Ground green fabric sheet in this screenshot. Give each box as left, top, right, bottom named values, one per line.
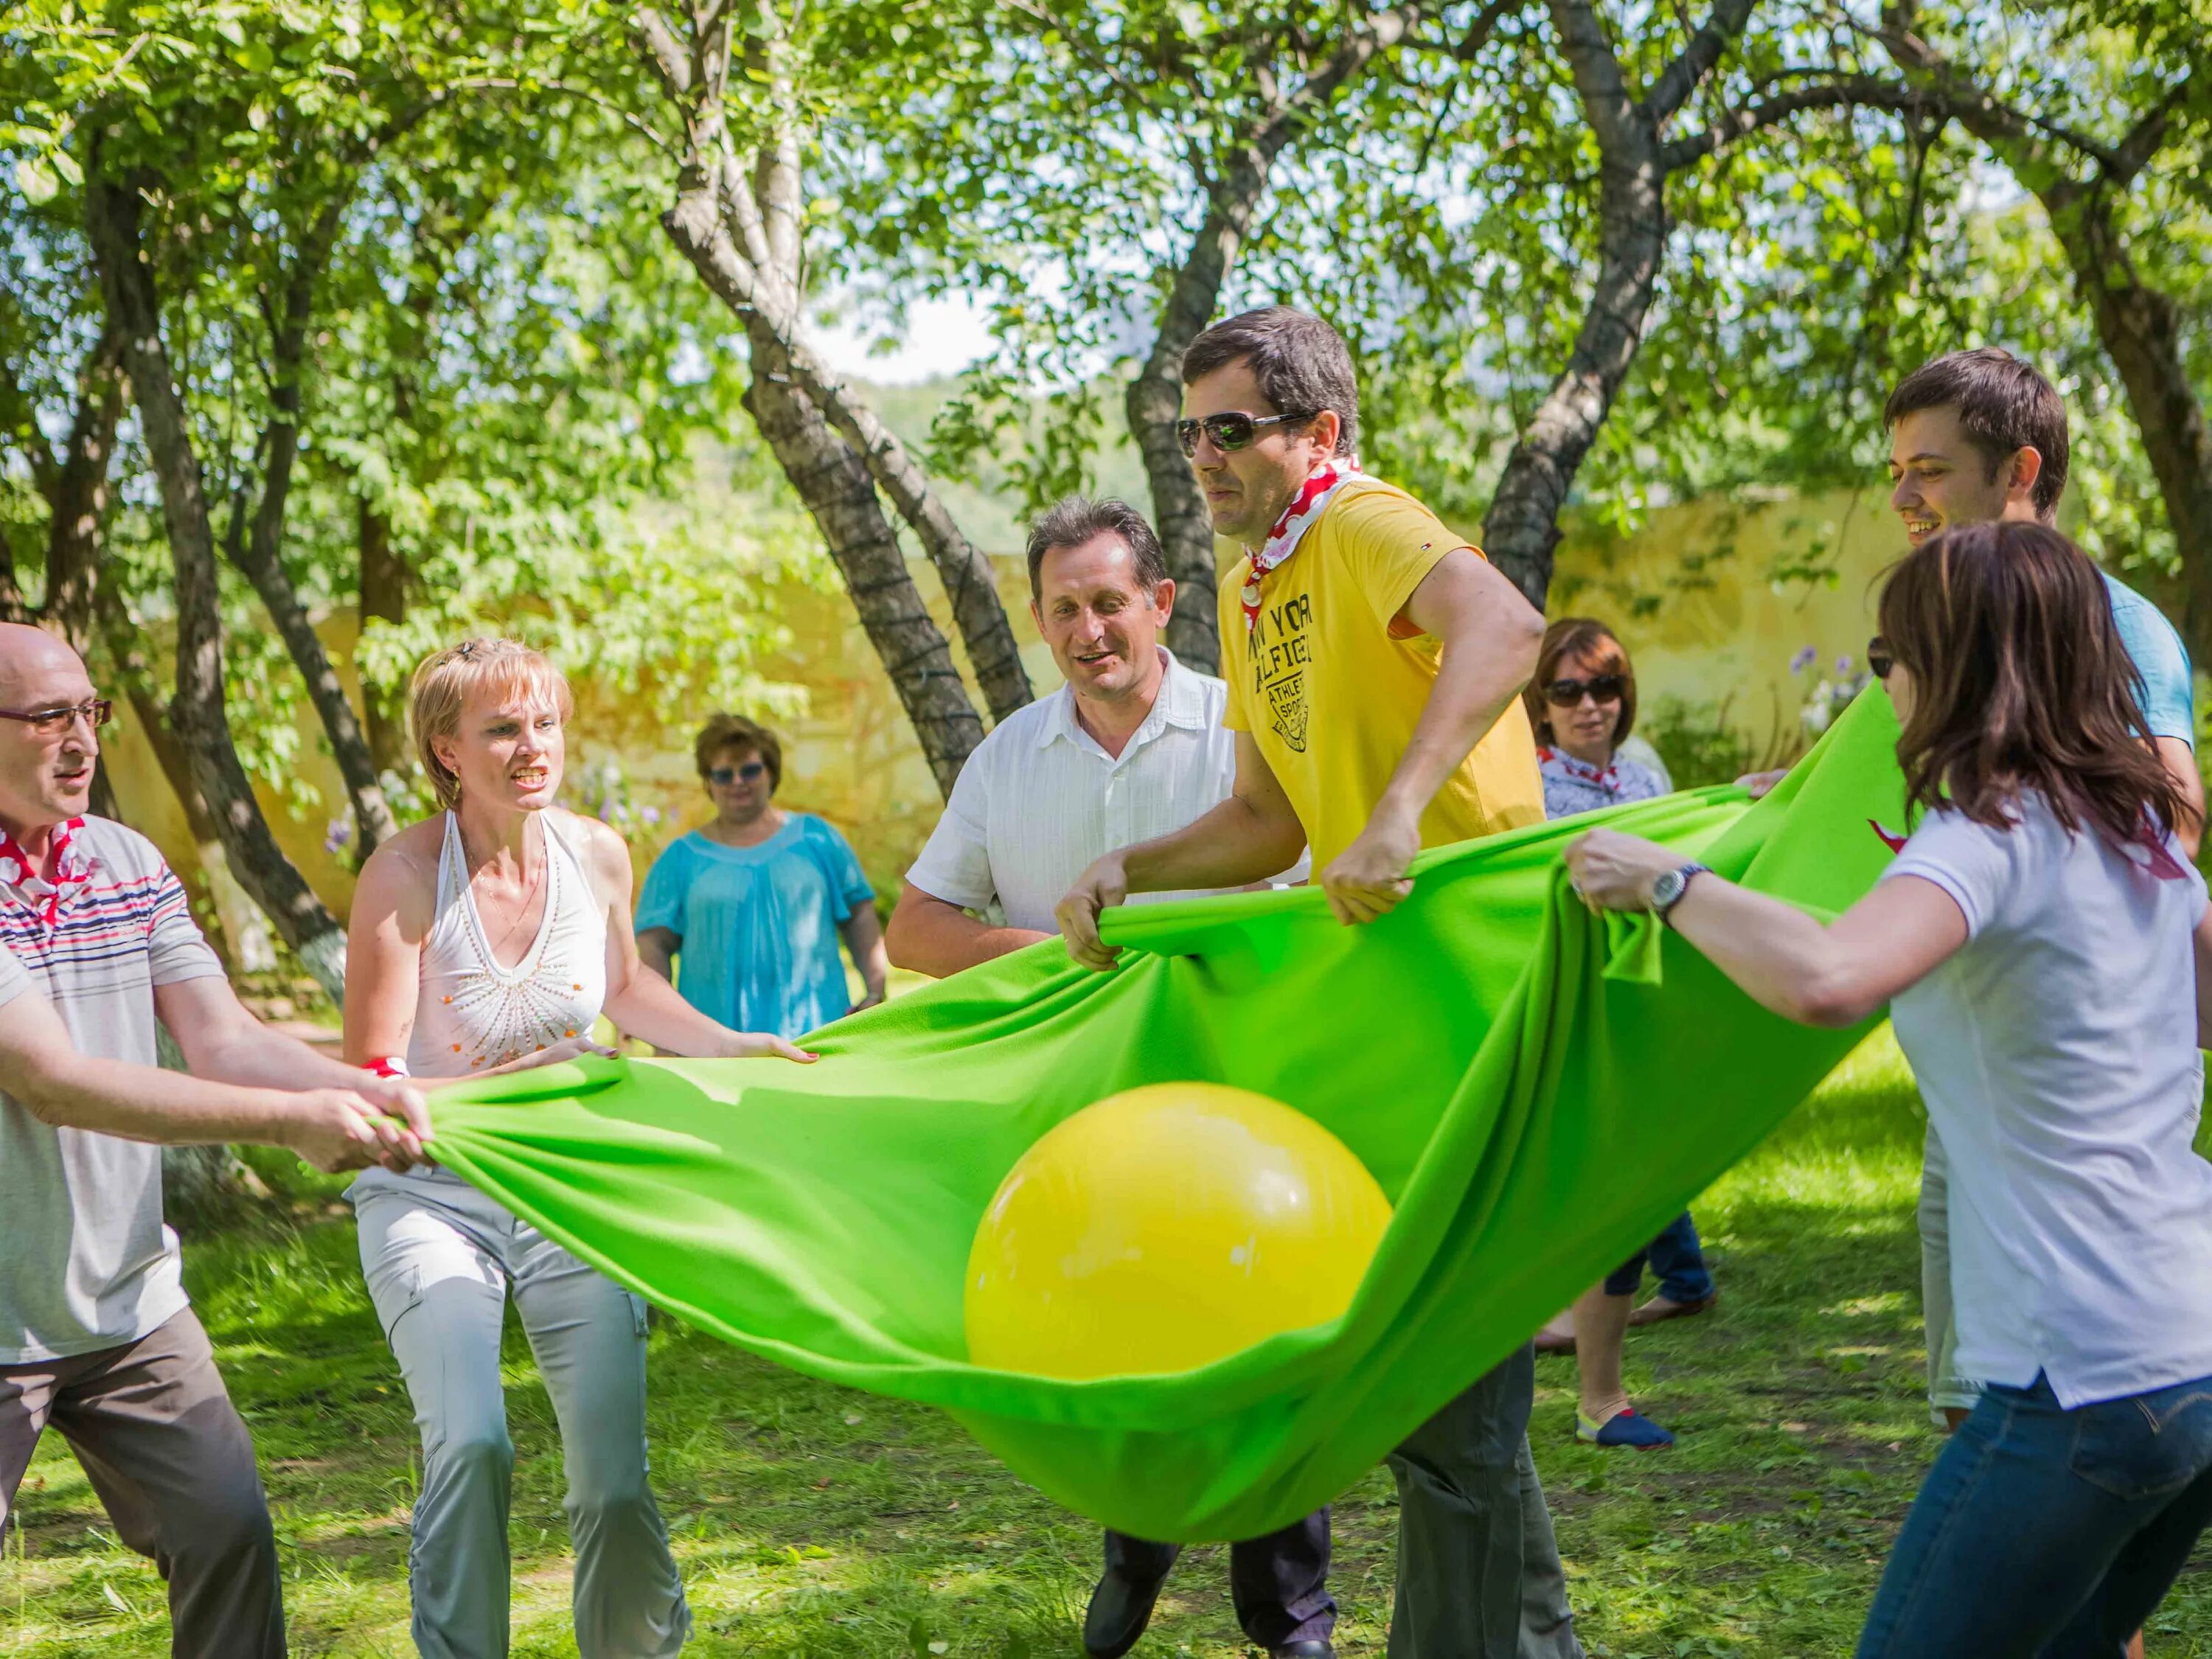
left=427, top=691, right=1907, bottom=1541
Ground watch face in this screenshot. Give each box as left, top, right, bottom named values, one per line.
left=1651, top=869, right=1684, bottom=909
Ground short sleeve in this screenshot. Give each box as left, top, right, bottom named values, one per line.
left=1881, top=807, right=2022, bottom=939
left=0, top=939, right=32, bottom=1010
left=145, top=863, right=225, bottom=986
left=1217, top=579, right=1254, bottom=733
left=2104, top=576, right=2195, bottom=746
left=1328, top=484, right=1474, bottom=635
left=812, top=821, right=873, bottom=919
left=904, top=748, right=999, bottom=911
left=634, top=841, right=695, bottom=939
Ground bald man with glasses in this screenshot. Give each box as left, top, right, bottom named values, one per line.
left=0, top=622, right=431, bottom=1658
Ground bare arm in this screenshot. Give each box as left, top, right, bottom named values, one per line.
left=887, top=883, right=1051, bottom=978
left=156, top=973, right=430, bottom=1159
left=7, top=990, right=425, bottom=1173
left=1562, top=828, right=1969, bottom=1026
left=636, top=925, right=679, bottom=984
left=838, top=902, right=890, bottom=1009
left=1321, top=549, right=1545, bottom=925
left=1056, top=731, right=1308, bottom=971
left=2158, top=737, right=2203, bottom=860
left=577, top=817, right=814, bottom=1061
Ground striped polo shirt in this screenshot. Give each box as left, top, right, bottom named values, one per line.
left=0, top=815, right=226, bottom=1362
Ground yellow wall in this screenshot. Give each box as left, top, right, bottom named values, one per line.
left=99, top=484, right=1920, bottom=931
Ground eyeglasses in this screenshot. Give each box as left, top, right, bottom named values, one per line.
left=1173, top=410, right=1316, bottom=459
left=1543, top=675, right=1627, bottom=708
left=708, top=762, right=768, bottom=786
left=1868, top=637, right=1896, bottom=680
left=0, top=698, right=112, bottom=736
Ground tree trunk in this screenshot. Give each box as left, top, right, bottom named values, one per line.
left=1478, top=151, right=1667, bottom=607
left=86, top=162, right=349, bottom=1001
left=40, top=330, right=123, bottom=657
left=2058, top=209, right=2212, bottom=662
left=742, top=326, right=986, bottom=797
left=223, top=217, right=398, bottom=855
left=1128, top=194, right=1253, bottom=678
left=358, top=500, right=412, bottom=775
left=1481, top=0, right=1749, bottom=607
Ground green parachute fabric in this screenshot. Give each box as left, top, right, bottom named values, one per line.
left=426, top=690, right=1907, bottom=1541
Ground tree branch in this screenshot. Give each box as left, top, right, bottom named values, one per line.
left=1645, top=0, right=1755, bottom=122
left=1661, top=75, right=1933, bottom=170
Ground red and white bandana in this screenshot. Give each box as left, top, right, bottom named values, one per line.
left=1239, top=461, right=1361, bottom=637
left=0, top=815, right=95, bottom=931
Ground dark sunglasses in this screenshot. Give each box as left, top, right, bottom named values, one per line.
left=1868, top=637, right=1895, bottom=680
left=708, top=761, right=768, bottom=786
left=1543, top=674, right=1627, bottom=709
left=0, top=698, right=112, bottom=736
left=1173, top=410, right=1316, bottom=459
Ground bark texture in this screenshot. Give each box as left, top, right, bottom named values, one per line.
left=1125, top=4, right=1426, bottom=675
left=639, top=4, right=1026, bottom=782
left=1881, top=4, right=2212, bottom=660
left=86, top=161, right=349, bottom=999
left=1482, top=0, right=1753, bottom=607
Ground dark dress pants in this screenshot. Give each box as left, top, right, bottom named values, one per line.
left=1385, top=1342, right=1584, bottom=1659
left=1102, top=1504, right=1335, bottom=1648
left=0, top=1308, right=285, bottom=1659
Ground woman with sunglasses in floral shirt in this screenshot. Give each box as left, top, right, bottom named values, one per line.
left=1524, top=619, right=1715, bottom=1449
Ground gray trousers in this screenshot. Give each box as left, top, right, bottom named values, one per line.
left=353, top=1170, right=689, bottom=1658
left=0, top=1307, right=285, bottom=1659
left=1386, top=1342, right=1585, bottom=1659
left=1918, top=1124, right=1980, bottom=1427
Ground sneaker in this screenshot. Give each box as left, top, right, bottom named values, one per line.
left=1577, top=1406, right=1675, bottom=1448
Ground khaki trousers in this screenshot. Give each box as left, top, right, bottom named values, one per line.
left=0, top=1307, right=285, bottom=1659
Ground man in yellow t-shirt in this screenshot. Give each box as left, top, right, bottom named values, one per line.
left=1057, top=308, right=1579, bottom=1659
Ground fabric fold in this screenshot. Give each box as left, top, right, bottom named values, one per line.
left=425, top=691, right=1906, bottom=1540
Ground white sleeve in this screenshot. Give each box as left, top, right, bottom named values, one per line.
left=1882, top=807, right=2021, bottom=939
left=903, top=741, right=1000, bottom=911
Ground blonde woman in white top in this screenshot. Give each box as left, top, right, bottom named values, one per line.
left=344, top=639, right=810, bottom=1659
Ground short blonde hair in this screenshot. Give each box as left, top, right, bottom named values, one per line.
left=408, top=639, right=574, bottom=812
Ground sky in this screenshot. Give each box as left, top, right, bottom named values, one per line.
left=810, top=292, right=995, bottom=385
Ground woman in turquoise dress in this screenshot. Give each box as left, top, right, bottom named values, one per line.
left=636, top=715, right=888, bottom=1039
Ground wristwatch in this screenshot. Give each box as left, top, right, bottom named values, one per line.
left=1649, top=862, right=1710, bottom=925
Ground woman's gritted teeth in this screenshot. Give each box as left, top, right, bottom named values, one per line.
left=510, top=766, right=550, bottom=787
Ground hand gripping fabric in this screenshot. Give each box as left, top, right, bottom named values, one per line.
left=425, top=692, right=1906, bottom=1540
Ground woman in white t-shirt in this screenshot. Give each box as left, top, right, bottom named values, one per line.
left=1563, top=521, right=2212, bottom=1659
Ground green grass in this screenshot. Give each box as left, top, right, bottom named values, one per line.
left=9, top=1029, right=2212, bottom=1657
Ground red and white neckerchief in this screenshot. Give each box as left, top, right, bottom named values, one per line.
left=0, top=816, right=94, bottom=931
left=1239, top=460, right=1361, bottom=638
left=1537, top=746, right=1622, bottom=792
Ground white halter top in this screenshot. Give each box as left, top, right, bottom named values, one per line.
left=405, top=810, right=608, bottom=1080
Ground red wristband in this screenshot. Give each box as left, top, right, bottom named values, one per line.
left=364, top=1056, right=410, bottom=1079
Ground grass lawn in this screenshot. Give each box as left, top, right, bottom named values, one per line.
left=8, top=1027, right=2212, bottom=1657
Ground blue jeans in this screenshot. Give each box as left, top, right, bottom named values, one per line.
left=1857, top=1372, right=2212, bottom=1658
left=1602, top=1211, right=1712, bottom=1301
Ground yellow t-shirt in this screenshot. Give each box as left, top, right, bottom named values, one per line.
left=1219, top=476, right=1544, bottom=868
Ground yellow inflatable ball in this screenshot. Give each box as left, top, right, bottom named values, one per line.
left=964, top=1081, right=1393, bottom=1380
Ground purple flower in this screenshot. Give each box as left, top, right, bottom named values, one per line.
left=641, top=805, right=662, bottom=826
left=1835, top=654, right=1853, bottom=675
left=323, top=816, right=353, bottom=855
left=1790, top=645, right=1818, bottom=675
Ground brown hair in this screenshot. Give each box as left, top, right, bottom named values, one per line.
left=1180, top=306, right=1359, bottom=457
left=694, top=713, right=782, bottom=791
left=408, top=639, right=572, bottom=812
left=1884, top=347, right=2069, bottom=518
left=1879, top=521, right=2193, bottom=846
left=1523, top=618, right=1637, bottom=749
left=1024, top=496, right=1169, bottom=601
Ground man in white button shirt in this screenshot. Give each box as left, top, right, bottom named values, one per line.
left=886, top=498, right=1329, bottom=1659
